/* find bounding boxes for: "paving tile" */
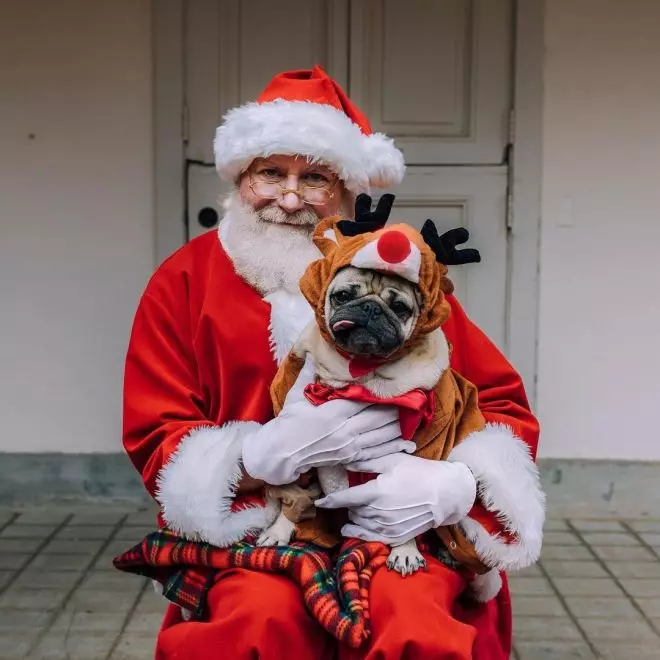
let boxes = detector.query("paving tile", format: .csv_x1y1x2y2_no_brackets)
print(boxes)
68,511,126,526
13,511,69,526
564,596,642,619
552,578,624,597
0,632,36,658
56,525,115,540
639,533,660,549
125,611,164,634
51,610,127,633
512,595,566,617
543,519,570,531
70,588,140,613
543,531,581,545
604,561,660,579
590,545,656,562
627,520,660,533
0,569,15,589
110,633,156,660
114,525,156,541
79,571,146,593
594,643,660,660
0,553,31,570
577,617,658,642
0,609,52,630
41,539,105,555
31,631,118,660
570,519,626,533
618,579,660,598
0,539,42,554
134,589,166,615
515,641,596,659
515,563,544,578
13,569,82,590
0,586,68,611
541,560,610,578
541,545,593,561
30,553,94,572
581,532,640,546
507,577,555,596
0,525,58,539
513,615,583,640
633,598,660,618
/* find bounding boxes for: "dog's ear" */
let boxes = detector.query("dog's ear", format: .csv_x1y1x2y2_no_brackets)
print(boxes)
311,216,342,258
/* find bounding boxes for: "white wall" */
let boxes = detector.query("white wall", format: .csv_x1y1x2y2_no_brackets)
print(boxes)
537,0,660,459
0,1,154,452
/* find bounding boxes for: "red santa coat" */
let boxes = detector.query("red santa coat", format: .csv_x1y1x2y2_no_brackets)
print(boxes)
123,229,544,655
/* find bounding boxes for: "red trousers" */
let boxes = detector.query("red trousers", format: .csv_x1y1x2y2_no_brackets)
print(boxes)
155,556,511,659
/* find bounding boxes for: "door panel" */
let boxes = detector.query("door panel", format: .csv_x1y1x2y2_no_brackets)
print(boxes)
349,0,512,164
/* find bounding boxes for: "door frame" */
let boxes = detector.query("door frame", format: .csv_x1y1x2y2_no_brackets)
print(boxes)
151,0,544,404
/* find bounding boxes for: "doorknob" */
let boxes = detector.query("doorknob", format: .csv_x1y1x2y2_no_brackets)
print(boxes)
198,207,219,228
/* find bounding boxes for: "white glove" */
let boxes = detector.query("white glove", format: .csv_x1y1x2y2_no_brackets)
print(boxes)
242,357,415,486
315,453,476,545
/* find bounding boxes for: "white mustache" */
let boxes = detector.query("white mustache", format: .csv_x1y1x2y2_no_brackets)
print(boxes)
257,205,319,227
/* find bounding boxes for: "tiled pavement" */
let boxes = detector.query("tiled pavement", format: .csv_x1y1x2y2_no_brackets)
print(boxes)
0,507,658,659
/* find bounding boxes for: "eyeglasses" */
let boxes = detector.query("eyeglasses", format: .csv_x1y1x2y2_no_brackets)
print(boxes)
247,169,337,206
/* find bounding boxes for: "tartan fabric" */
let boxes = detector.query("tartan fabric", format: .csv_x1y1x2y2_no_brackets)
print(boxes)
114,529,428,649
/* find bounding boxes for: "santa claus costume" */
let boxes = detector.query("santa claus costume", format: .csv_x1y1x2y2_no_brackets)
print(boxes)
123,66,545,659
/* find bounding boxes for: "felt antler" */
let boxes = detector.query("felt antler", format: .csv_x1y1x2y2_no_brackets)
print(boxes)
421,221,481,266
336,193,395,236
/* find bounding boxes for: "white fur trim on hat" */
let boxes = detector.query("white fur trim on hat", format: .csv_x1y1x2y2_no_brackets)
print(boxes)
156,422,278,547
214,99,405,192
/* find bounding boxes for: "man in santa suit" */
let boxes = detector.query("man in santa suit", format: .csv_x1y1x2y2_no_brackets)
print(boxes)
123,66,545,659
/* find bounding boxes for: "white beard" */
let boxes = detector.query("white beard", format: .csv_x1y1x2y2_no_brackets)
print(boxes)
218,192,323,295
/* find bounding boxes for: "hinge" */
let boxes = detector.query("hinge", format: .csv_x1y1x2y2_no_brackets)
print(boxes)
182,102,190,145
505,108,515,231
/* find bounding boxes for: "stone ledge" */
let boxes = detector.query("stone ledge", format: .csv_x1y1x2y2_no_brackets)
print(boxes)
1,454,659,518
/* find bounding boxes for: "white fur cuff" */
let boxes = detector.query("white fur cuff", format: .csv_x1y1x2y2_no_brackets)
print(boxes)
449,423,546,571
156,422,278,547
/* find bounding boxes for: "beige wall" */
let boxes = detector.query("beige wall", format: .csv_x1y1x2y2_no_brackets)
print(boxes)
537,0,660,459
0,1,154,452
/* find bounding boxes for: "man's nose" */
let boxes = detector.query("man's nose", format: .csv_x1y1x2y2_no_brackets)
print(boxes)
277,175,306,212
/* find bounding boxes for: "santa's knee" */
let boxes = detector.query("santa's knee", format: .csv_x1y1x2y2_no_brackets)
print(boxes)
370,625,475,660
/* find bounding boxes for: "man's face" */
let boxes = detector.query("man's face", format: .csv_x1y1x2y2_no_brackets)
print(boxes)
238,154,345,223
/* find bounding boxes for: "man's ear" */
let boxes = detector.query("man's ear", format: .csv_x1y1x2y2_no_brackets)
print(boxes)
312,216,342,257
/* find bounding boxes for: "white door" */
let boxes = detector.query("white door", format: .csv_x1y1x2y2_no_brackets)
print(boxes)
184,0,512,348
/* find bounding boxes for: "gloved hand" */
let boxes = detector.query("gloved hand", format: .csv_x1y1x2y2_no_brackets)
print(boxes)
315,453,476,545
242,357,414,486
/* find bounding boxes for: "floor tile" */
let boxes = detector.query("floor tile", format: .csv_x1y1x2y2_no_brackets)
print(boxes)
513,616,583,640
0,539,42,554
627,520,660,533
618,579,660,598
0,525,58,539
512,596,566,617
41,539,105,555
564,596,642,619
543,519,570,531
30,553,94,572
508,577,555,596
542,546,594,561
633,597,660,618
552,578,624,597
0,554,31,570
0,587,68,611
578,617,658,642
604,561,660,579
580,532,640,546
543,531,581,545
590,545,656,562
594,643,660,660
541,560,609,578
515,641,596,659
570,520,626,533
56,525,115,541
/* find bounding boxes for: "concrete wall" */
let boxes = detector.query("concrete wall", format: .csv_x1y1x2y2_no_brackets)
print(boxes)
0,1,154,452
537,0,660,459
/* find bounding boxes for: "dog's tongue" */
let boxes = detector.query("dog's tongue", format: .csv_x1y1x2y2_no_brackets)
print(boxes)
332,320,356,332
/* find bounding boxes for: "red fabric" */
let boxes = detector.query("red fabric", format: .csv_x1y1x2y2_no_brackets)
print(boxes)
155,554,509,660
257,65,374,136
304,382,435,441
123,230,538,654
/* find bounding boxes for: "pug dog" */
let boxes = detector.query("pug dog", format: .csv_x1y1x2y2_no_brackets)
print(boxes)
257,264,446,576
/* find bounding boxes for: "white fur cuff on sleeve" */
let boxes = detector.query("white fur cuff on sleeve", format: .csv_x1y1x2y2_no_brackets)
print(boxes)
156,422,278,547
449,423,546,572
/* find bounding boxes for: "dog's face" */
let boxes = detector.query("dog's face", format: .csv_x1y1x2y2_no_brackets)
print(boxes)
325,266,422,357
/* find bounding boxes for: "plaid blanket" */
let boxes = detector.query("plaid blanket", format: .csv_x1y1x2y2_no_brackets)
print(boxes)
114,529,455,649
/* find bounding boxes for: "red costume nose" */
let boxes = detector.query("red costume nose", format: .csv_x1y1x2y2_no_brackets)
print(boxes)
376,230,411,264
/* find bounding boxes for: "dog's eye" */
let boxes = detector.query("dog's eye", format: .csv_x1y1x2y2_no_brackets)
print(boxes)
390,300,411,318
332,290,353,304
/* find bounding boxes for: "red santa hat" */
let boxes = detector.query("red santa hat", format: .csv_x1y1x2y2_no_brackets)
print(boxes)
213,66,405,193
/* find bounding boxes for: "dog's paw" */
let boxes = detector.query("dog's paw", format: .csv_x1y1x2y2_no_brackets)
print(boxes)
256,514,295,547
386,543,427,577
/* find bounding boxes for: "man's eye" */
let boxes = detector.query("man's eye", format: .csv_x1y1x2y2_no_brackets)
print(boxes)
390,300,411,318
332,290,352,304
303,172,330,186
258,168,282,180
